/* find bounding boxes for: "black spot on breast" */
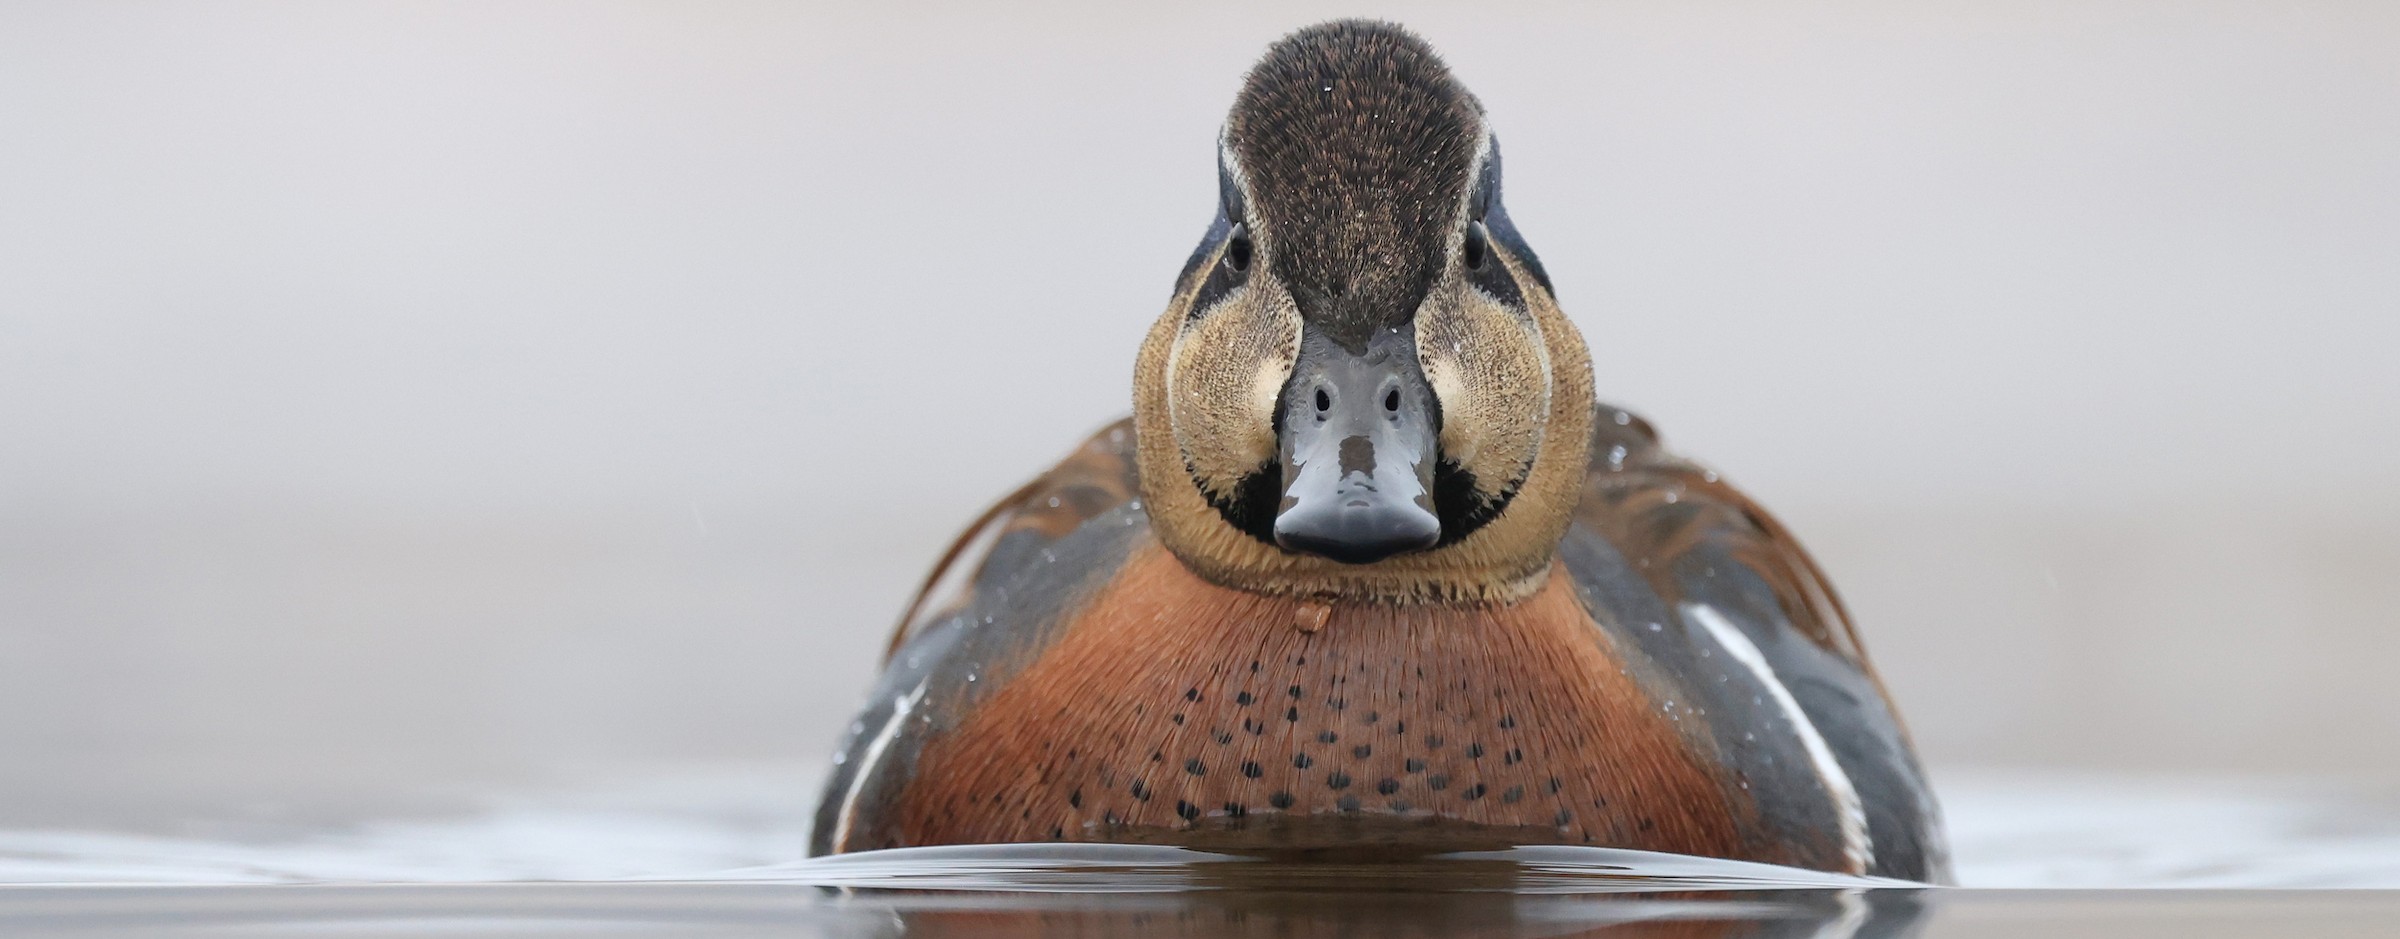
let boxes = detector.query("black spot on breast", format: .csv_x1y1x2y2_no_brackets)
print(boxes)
1352,743,1373,759
1235,691,1256,706
1240,761,1263,779
1427,774,1449,791
1376,778,1400,795
1404,758,1426,773
1185,688,1202,702
1424,734,1443,749
1270,791,1295,810
1501,785,1524,804
1069,789,1082,808
1288,685,1304,699
1285,707,1300,722
1294,753,1314,769
1461,783,1486,801
1337,795,1361,813
1498,715,1516,729
1327,771,1352,790
1502,747,1521,765
1129,780,1151,801
1176,800,1201,822
1317,730,1338,744
1466,743,1485,759
1184,759,1206,777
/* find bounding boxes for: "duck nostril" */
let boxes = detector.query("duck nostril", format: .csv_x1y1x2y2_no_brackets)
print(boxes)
1314,388,1331,413
1384,389,1400,412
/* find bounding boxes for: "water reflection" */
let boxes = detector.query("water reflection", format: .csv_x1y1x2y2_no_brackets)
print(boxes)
18,881,2400,938
745,844,1929,938
726,842,1906,893
0,883,1927,939
855,888,1921,939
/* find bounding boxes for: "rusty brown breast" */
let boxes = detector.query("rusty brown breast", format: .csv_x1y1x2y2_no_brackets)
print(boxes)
891,541,1778,860
812,416,1944,881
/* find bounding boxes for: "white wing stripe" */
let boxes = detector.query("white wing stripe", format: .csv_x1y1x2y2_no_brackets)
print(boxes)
1685,602,1873,873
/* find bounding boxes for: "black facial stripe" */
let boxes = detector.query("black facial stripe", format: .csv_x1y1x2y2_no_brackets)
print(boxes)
1189,223,1251,319
1195,377,1287,548
1432,459,1521,547
1202,459,1284,547
1176,210,1232,291
1466,138,1551,296
1483,200,1551,295
1465,223,1522,308
1217,154,1249,228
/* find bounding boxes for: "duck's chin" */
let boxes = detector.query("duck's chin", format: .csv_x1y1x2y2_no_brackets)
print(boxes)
1152,521,1558,608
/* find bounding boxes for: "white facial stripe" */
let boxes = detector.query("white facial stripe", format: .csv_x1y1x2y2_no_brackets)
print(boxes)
1684,602,1875,875
1444,124,1497,239
1216,129,1257,229
1466,124,1494,213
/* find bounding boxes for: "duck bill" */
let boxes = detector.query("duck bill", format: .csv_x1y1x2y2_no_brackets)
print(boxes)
1272,328,1442,564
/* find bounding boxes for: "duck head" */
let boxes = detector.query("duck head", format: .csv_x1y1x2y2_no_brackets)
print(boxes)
1133,20,1596,604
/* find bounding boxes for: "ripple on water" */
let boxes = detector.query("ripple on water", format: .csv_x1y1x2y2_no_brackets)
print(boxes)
713,841,1907,894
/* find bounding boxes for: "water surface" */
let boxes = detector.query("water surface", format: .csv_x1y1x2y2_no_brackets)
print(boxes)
7,766,2400,936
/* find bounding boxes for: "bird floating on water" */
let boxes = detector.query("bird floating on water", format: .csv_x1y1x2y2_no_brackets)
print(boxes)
811,19,1947,882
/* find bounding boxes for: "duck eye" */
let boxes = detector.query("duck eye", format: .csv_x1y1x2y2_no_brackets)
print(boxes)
1314,388,1331,413
1384,389,1400,412
1463,221,1488,271
1226,224,1253,272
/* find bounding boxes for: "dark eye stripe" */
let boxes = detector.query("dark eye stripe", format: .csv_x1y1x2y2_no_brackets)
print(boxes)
1175,210,1232,291
1482,202,1551,296
1470,137,1552,296
1464,223,1522,308
1189,223,1252,319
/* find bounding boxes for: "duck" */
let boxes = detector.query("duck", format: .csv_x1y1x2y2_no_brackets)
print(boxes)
809,19,1947,882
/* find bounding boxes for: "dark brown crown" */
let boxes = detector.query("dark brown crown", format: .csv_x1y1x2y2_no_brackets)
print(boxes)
1225,20,1485,349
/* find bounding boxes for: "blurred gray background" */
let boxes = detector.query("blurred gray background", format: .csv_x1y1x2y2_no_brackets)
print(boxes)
3,1,2396,829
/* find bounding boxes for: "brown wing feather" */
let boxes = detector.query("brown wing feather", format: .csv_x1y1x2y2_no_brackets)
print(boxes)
884,418,1143,661
1573,405,1873,672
